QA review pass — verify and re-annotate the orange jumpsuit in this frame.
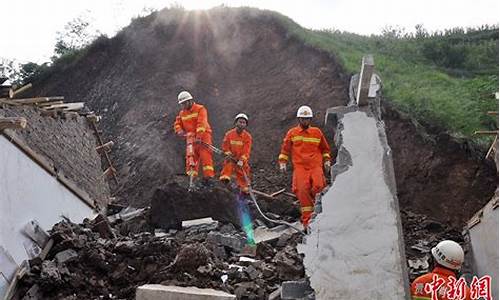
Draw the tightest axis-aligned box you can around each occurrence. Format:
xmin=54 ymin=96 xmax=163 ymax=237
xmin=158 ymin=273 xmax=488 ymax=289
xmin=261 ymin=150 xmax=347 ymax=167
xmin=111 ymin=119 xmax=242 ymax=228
xmin=279 ymin=125 xmax=331 ymax=226
xmin=219 ymin=128 xmax=252 ymax=192
xmin=174 ymin=103 xmax=215 ymax=178
xmin=411 ymin=266 xmax=471 ymax=300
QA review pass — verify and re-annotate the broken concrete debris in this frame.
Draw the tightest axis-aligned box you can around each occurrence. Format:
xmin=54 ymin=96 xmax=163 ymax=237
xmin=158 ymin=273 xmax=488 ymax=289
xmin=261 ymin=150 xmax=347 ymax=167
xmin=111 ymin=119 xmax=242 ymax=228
xmin=281 ymin=279 xmax=315 ymax=300
xmin=16 ymin=206 xmax=304 ymax=299
xmin=182 ymin=217 xmax=219 ymax=229
xmin=54 ymin=249 xmax=78 ymax=264
xmin=207 ymin=232 xmax=247 ymax=252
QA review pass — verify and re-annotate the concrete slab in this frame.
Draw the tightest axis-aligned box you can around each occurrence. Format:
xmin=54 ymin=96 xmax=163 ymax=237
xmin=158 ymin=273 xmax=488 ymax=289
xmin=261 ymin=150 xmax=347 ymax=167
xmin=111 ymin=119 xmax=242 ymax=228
xmin=182 ymin=217 xmax=218 ymax=229
xmin=136 ymin=284 xmax=236 ymax=300
xmin=356 ymin=55 xmax=374 ymax=106
xmin=300 ymin=107 xmax=409 ymax=299
xmin=253 ymin=222 xmax=300 ymax=244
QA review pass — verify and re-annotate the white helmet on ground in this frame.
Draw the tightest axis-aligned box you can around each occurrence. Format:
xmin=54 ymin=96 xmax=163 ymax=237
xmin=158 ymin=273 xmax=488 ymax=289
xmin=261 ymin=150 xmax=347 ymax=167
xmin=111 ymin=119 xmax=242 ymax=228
xmin=178 ymin=91 xmax=193 ymax=104
xmin=234 ymin=113 xmax=249 ymax=123
xmin=431 ymin=240 xmax=464 ymax=270
xmin=296 ymin=105 xmax=313 ymax=118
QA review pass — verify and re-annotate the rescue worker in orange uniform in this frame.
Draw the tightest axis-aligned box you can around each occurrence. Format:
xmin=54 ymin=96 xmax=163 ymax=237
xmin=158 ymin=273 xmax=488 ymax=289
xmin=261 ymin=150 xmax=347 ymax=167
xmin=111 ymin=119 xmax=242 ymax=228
xmin=219 ymin=113 xmax=252 ymax=193
xmin=173 ymin=91 xmax=215 ymax=183
xmin=278 ymin=105 xmax=331 ymax=229
xmin=411 ymin=240 xmax=471 ymax=300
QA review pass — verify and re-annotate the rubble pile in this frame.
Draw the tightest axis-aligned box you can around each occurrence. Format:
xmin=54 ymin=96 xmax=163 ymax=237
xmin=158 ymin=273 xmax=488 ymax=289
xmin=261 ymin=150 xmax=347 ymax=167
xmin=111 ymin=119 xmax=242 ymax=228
xmin=401 ymin=210 xmax=464 ymax=281
xmin=18 ymin=209 xmax=305 ymax=299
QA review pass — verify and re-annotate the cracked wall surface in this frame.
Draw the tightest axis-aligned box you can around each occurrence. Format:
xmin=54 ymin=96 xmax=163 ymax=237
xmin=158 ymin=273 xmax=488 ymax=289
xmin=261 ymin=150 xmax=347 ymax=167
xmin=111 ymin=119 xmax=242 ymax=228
xmin=299 ymin=105 xmax=409 ymax=299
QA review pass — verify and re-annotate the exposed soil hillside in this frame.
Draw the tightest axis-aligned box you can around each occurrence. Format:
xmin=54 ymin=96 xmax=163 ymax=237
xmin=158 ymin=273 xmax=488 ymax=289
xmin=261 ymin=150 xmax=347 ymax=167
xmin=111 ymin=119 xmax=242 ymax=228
xmin=24 ymin=7 xmax=497 ymax=229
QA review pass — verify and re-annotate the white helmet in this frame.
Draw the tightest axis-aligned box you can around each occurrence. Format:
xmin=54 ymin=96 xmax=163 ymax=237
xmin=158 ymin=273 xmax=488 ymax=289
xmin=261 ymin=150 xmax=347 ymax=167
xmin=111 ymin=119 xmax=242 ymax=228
xmin=234 ymin=113 xmax=249 ymax=123
xmin=178 ymin=91 xmax=193 ymax=104
xmin=296 ymin=105 xmax=313 ymax=118
xmin=431 ymin=240 xmax=464 ymax=270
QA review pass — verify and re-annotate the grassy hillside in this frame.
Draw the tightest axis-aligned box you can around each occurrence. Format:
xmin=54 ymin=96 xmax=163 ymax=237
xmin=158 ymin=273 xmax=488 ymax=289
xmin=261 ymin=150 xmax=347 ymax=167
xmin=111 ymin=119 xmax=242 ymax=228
xmin=274 ymin=13 xmax=498 ymax=145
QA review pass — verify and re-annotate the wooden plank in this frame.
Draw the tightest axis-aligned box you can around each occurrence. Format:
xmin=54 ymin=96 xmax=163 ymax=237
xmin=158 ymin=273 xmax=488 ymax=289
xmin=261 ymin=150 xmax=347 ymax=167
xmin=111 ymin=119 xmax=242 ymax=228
xmin=9 ymin=97 xmax=50 ymax=104
xmin=86 ymin=114 xmax=101 ymax=123
xmin=102 ymin=166 xmax=116 ymax=178
xmin=251 ymin=189 xmax=275 ymax=200
xmin=39 ymin=239 xmax=53 ymax=261
xmin=2 ymin=263 xmax=28 ymax=300
xmin=96 ymin=141 xmax=114 ymax=154
xmin=0 ymin=99 xmax=23 ymax=106
xmin=36 ymin=100 xmax=64 ymax=107
xmin=474 ymin=130 xmax=498 ymax=135
xmin=487 ymin=111 xmax=498 ymax=116
xmin=11 ymin=83 xmax=32 ymax=97
xmin=486 ymin=134 xmax=498 ymax=160
xmin=270 ymin=188 xmax=286 ymax=197
xmin=0 ymin=117 xmax=27 ymax=130
xmin=44 ymin=102 xmax=84 ymax=111
xmin=89 ymin=120 xmax=119 ymax=184
xmin=9 ymin=96 xmax=65 ymax=105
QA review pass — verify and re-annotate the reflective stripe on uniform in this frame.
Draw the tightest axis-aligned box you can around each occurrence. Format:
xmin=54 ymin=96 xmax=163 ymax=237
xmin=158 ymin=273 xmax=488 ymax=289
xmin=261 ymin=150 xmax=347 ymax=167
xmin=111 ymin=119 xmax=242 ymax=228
xmin=279 ymin=154 xmax=289 ymax=161
xmin=291 ymin=136 xmax=321 ymax=144
xmin=224 ymin=151 xmax=232 ymax=156
xmin=411 ymin=297 xmax=431 ymax=300
xmin=230 ymin=140 xmax=244 ymax=146
xmin=181 ymin=112 xmax=199 ymax=121
xmin=241 ymin=155 xmax=247 ymax=161
xmin=203 ymin=165 xmax=214 ymax=171
xmin=187 ymin=170 xmax=198 ymax=176
xmin=322 ymin=153 xmax=331 ymax=159
xmin=196 ymin=127 xmax=206 ymax=133
xmin=219 ymin=175 xmax=231 ymax=180
xmin=301 ymin=206 xmax=314 ymax=212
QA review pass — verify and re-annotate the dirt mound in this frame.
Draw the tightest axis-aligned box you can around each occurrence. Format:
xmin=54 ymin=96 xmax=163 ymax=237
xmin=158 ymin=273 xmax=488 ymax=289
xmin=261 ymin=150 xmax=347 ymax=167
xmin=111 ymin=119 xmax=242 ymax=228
xmin=24 ymin=6 xmax=496 ymax=228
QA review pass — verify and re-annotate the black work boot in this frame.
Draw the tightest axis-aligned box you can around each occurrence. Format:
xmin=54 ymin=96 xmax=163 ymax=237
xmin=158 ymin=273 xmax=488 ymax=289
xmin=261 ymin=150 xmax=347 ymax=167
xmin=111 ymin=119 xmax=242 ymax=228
xmin=201 ymin=177 xmax=215 ymax=188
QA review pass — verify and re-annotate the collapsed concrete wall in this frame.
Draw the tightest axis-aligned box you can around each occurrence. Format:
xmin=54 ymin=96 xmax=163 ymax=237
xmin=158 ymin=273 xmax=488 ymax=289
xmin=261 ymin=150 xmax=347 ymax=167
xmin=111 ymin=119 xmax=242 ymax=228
xmin=0 ymin=135 xmax=95 ymax=297
xmin=465 ymin=190 xmax=499 ymax=300
xmin=299 ymin=104 xmax=409 ymax=299
xmin=0 ymin=107 xmax=110 ymax=204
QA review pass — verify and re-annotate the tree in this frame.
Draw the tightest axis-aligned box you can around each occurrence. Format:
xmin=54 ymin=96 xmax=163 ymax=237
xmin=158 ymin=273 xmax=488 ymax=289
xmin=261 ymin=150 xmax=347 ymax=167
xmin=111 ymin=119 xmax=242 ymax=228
xmin=53 ymin=13 xmax=101 ymax=57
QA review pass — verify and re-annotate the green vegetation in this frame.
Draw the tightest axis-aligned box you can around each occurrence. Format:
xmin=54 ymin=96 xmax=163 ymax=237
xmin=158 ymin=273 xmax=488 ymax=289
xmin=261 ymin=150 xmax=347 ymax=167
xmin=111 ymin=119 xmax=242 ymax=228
xmin=4 ymin=7 xmax=497 ymax=145
xmin=275 ymin=14 xmax=498 ymax=144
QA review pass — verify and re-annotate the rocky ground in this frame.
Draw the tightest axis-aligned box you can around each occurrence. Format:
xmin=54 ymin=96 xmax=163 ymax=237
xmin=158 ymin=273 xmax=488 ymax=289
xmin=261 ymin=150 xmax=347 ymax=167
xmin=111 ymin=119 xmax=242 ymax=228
xmin=18 ymin=196 xmax=305 ymax=300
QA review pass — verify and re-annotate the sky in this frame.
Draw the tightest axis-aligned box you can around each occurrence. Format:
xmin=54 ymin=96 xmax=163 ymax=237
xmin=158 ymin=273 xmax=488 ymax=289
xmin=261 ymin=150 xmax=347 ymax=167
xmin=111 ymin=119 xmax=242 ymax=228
xmin=1 ymin=0 xmax=498 ymax=63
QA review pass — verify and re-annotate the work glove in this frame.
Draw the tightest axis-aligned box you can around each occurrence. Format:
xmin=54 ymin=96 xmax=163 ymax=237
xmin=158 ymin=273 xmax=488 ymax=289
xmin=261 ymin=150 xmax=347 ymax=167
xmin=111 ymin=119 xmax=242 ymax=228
xmin=324 ymin=160 xmax=331 ymax=172
xmin=279 ymin=163 xmax=287 ymax=173
xmin=237 ymin=160 xmax=244 ymax=167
